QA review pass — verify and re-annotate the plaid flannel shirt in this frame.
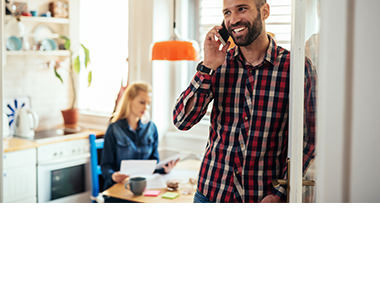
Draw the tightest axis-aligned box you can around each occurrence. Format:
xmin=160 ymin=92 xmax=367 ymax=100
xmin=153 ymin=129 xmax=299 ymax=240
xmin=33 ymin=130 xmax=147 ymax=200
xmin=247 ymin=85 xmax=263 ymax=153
xmin=173 ymin=36 xmax=316 ymax=202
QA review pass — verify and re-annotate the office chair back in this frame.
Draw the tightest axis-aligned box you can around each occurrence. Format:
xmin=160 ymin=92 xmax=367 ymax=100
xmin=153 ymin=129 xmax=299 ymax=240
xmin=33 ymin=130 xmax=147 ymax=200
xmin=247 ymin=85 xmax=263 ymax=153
xmin=89 ymin=134 xmax=104 ymax=202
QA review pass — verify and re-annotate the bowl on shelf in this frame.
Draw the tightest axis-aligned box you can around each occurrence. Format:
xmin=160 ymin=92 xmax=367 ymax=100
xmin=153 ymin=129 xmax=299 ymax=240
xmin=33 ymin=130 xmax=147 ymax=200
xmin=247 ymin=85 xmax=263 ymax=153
xmin=40 ymin=38 xmax=57 ymax=51
xmin=32 ymin=24 xmax=56 ymax=44
xmin=6 ymin=36 xmax=22 ymax=51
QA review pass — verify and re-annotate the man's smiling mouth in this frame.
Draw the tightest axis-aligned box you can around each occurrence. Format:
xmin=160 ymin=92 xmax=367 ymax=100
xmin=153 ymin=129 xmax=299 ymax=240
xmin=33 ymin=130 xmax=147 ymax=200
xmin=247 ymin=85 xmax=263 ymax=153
xmin=233 ymin=27 xmax=245 ymax=33
xmin=232 ymin=27 xmax=247 ymax=35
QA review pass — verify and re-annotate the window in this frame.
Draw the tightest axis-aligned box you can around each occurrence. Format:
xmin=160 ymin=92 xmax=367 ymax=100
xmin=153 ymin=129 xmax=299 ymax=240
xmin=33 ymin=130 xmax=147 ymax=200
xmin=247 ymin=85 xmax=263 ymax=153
xmin=266 ymin=0 xmax=292 ymax=50
xmin=198 ymin=0 xmax=292 ymax=53
xmin=78 ymin=0 xmax=129 ymax=114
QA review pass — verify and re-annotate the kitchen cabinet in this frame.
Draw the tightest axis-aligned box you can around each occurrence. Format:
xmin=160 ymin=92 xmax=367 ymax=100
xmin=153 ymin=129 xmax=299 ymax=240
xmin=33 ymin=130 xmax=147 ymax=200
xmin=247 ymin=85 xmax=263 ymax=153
xmin=2 ymin=0 xmax=80 ymax=138
xmin=3 ymin=148 xmax=37 ymax=203
xmin=5 ymin=15 xmax=69 ymax=25
xmin=6 ymin=50 xmax=70 ymax=57
xmin=3 ymin=1 xmax=72 ymax=59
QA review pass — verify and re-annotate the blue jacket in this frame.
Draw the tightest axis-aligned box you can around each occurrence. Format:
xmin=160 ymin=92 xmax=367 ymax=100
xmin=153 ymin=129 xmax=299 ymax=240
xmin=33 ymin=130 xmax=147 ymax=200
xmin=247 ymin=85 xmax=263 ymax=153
xmin=101 ymin=119 xmax=163 ymax=190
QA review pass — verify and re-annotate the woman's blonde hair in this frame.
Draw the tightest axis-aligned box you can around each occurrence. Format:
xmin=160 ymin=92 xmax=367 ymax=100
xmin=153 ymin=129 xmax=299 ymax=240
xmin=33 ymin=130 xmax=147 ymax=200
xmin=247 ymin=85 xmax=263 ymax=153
xmin=110 ymin=82 xmax=152 ymax=123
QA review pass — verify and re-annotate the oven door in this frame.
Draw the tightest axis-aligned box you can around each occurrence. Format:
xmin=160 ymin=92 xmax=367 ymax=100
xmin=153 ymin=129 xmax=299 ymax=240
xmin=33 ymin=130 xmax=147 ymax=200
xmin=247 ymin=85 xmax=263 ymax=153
xmin=37 ymin=156 xmax=91 ymax=203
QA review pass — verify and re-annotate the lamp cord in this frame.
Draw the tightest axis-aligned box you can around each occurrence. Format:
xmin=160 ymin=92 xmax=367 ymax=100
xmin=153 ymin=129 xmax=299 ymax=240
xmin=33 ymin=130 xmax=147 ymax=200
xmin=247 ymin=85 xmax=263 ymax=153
xmin=173 ymin=0 xmax=176 ymax=30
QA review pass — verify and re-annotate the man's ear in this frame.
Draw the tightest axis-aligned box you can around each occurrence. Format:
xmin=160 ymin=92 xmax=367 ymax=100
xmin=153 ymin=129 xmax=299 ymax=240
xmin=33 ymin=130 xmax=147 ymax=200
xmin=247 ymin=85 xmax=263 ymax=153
xmin=261 ymin=3 xmax=270 ymax=20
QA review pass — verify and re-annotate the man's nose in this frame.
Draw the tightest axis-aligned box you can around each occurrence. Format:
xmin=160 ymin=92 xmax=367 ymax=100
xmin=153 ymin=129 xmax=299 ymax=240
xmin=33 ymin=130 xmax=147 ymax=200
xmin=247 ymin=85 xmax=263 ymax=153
xmin=229 ymin=12 xmax=241 ymax=27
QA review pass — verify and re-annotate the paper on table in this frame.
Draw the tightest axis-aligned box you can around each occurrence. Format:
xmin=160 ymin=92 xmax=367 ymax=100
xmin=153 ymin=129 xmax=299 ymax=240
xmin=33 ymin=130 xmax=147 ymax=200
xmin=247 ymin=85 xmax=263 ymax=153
xmin=120 ymin=159 xmax=198 ymax=189
xmin=146 ymin=169 xmax=199 ymax=190
xmin=146 ymin=174 xmax=166 ymax=189
xmin=120 ymin=160 xmax=157 ymax=176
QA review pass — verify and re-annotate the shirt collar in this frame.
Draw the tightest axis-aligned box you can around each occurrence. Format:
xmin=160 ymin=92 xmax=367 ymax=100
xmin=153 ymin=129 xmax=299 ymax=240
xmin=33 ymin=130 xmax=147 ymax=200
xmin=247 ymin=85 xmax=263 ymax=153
xmin=122 ymin=119 xmax=143 ymax=132
xmin=136 ymin=120 xmax=143 ymax=130
xmin=232 ymin=34 xmax=278 ymax=66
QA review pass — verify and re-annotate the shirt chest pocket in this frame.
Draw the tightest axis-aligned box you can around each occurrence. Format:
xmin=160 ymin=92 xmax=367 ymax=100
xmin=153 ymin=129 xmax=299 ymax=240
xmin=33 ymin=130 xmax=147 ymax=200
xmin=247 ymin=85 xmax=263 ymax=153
xmin=115 ymin=139 xmax=136 ymax=159
xmin=138 ymin=137 xmax=154 ymax=157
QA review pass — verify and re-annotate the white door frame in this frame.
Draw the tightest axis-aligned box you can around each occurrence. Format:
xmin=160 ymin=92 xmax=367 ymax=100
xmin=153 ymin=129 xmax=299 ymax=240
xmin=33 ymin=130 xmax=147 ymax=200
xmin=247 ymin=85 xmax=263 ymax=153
xmin=289 ymin=0 xmax=306 ymax=202
xmin=316 ymin=0 xmax=352 ymax=202
xmin=290 ymin=0 xmax=352 ymax=203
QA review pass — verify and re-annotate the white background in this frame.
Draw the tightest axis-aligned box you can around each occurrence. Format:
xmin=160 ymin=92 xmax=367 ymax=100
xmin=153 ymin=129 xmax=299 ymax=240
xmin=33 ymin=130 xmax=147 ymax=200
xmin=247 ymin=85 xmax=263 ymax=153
xmin=1 ymin=205 xmax=379 ymax=300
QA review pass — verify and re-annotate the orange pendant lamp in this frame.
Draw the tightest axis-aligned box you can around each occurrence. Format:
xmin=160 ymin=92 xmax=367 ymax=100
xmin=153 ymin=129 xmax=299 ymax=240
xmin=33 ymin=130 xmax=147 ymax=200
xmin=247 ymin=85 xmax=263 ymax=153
xmin=151 ymin=0 xmax=199 ymax=61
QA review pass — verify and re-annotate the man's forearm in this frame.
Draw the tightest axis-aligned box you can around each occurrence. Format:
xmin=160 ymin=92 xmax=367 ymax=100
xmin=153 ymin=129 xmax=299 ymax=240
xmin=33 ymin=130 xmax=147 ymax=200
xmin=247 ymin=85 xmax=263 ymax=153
xmin=184 ymin=96 xmax=196 ymax=115
xmin=173 ymin=71 xmax=214 ymax=131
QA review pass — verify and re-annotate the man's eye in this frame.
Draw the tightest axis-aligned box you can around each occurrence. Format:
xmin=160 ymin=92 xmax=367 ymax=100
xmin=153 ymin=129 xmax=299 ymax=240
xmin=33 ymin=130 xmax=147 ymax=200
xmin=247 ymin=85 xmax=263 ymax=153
xmin=238 ymin=7 xmax=247 ymax=12
xmin=223 ymin=11 xmax=231 ymax=16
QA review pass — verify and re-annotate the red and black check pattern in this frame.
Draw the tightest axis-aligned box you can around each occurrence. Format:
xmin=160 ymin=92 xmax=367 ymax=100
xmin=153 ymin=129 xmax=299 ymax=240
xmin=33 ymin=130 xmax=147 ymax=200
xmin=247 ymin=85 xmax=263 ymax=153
xmin=173 ymin=36 xmax=316 ymax=202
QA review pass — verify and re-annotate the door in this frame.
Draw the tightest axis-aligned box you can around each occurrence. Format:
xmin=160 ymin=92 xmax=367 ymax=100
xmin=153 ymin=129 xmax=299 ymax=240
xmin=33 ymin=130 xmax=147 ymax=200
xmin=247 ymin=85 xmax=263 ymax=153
xmin=287 ymin=0 xmax=319 ymax=202
xmin=3 ymin=149 xmax=37 ymax=202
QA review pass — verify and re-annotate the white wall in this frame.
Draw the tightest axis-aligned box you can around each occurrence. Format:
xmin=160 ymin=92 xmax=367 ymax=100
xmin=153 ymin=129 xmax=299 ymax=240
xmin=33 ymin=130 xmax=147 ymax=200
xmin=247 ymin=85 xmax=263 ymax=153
xmin=317 ymin=0 xmax=380 ymax=202
xmin=128 ymin=0 xmax=153 ymax=85
xmin=349 ymin=0 xmax=380 ymax=202
xmin=4 ymin=55 xmax=70 ymax=129
xmin=317 ymin=0 xmax=349 ymax=202
xmin=151 ymin=0 xmax=172 ymax=138
xmin=129 ymin=0 xmax=174 ymax=138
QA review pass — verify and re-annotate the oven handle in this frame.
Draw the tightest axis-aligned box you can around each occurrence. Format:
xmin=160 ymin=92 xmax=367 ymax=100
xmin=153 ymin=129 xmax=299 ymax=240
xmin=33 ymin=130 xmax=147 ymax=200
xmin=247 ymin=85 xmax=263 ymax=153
xmin=38 ymin=154 xmax=90 ymax=167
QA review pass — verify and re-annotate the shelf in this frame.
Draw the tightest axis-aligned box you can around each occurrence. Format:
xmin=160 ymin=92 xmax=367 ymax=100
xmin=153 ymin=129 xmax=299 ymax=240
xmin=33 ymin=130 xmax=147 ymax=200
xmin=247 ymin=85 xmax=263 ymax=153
xmin=5 ymin=15 xmax=69 ymax=25
xmin=6 ymin=50 xmax=70 ymax=57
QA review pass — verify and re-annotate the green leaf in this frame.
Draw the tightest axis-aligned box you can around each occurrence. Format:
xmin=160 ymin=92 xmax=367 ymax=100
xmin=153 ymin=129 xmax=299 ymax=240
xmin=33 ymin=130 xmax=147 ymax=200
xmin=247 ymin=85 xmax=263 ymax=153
xmin=60 ymin=35 xmax=71 ymax=50
xmin=88 ymin=71 xmax=92 ymax=87
xmin=54 ymin=67 xmax=64 ymax=84
xmin=64 ymin=39 xmax=71 ymax=50
xmin=81 ymin=44 xmax=90 ymax=68
xmin=73 ymin=56 xmax=81 ymax=73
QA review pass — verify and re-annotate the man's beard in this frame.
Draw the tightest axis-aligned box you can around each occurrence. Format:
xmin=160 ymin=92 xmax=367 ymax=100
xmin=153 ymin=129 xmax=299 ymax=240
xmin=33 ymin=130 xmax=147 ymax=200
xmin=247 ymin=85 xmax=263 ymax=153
xmin=228 ymin=11 xmax=263 ymax=46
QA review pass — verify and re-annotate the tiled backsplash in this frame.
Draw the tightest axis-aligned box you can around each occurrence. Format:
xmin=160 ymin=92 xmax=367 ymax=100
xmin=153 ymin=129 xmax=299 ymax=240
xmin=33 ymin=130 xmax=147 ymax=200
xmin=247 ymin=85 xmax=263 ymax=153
xmin=4 ymin=55 xmax=71 ymax=129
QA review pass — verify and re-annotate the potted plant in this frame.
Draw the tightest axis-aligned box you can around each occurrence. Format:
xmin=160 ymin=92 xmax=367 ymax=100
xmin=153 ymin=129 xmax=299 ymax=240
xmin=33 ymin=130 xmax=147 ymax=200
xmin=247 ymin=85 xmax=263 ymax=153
xmin=54 ymin=36 xmax=92 ymax=128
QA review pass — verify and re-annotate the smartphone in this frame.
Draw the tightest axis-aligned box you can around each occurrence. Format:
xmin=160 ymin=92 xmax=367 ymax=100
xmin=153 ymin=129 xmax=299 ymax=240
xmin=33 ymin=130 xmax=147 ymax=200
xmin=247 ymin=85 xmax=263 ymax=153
xmin=218 ymin=21 xmax=230 ymax=46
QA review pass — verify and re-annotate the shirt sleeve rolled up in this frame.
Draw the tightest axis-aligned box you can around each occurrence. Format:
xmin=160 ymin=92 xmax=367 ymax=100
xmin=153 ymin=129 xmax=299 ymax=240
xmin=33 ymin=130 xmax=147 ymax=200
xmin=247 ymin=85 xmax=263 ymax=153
xmin=173 ymin=71 xmax=215 ymax=131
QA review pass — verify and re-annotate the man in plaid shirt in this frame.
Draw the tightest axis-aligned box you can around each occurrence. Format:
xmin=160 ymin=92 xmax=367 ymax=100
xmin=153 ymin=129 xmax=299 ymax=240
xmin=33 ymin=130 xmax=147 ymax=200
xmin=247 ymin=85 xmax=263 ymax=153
xmin=173 ymin=0 xmax=316 ymax=203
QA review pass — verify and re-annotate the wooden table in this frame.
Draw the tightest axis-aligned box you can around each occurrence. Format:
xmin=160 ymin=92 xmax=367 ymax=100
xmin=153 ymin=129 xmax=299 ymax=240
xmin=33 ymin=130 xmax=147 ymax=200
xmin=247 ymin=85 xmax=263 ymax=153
xmin=102 ymin=185 xmax=195 ymax=203
xmin=102 ymin=159 xmax=201 ymax=203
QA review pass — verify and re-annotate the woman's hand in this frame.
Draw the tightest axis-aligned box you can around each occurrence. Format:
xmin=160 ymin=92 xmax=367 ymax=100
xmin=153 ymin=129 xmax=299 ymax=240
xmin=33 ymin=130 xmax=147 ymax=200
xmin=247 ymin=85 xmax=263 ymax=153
xmin=163 ymin=159 xmax=180 ymax=174
xmin=112 ymin=172 xmax=129 ymax=184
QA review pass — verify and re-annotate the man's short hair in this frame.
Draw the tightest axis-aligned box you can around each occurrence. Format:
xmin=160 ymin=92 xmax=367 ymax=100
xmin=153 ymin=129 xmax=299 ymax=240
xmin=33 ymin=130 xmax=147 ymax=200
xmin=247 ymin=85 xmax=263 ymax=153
xmin=256 ymin=0 xmax=267 ymax=8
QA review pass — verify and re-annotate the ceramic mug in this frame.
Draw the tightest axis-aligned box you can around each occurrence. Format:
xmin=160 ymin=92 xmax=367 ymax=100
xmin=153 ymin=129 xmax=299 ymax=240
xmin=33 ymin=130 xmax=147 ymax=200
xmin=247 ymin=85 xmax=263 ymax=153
xmin=125 ymin=177 xmax=147 ymax=196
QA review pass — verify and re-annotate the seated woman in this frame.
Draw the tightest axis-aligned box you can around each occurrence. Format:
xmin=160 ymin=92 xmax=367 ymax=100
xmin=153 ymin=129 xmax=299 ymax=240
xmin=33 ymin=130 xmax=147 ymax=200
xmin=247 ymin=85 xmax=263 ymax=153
xmin=101 ymin=82 xmax=177 ymax=191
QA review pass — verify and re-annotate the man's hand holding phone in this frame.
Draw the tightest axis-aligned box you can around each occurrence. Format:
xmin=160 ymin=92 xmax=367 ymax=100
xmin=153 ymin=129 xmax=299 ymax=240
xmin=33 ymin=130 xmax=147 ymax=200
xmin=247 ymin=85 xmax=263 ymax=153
xmin=202 ymin=23 xmax=231 ymax=72
xmin=218 ymin=22 xmax=231 ymax=46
